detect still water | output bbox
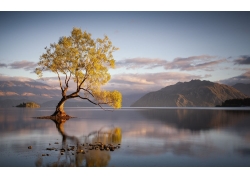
[0,107,250,167]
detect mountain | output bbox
[232,83,250,96]
[0,80,132,107]
[40,99,95,107]
[0,80,61,103]
[131,80,249,107]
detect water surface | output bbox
[0,107,250,167]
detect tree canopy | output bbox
[35,27,122,113]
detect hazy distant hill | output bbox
[0,80,144,107]
[0,80,60,101]
[232,83,250,96]
[131,80,249,107]
[40,99,95,107]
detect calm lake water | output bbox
[0,107,250,167]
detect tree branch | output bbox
[80,88,94,97]
[66,71,71,87]
[78,69,88,90]
[56,70,63,92]
[77,95,113,111]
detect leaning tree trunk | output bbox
[51,97,68,118]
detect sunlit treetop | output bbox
[35,27,122,110]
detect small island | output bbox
[16,102,40,108]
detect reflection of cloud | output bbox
[8,60,37,71]
[164,55,226,71]
[217,70,250,85]
[234,55,250,65]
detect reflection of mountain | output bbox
[139,109,250,131]
[131,80,249,107]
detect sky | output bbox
[0,10,250,95]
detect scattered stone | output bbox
[54,142,59,144]
[61,152,64,155]
[46,154,49,156]
[72,153,74,155]
[49,143,51,145]
[28,146,32,149]
[42,154,46,156]
[60,148,65,152]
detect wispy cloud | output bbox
[0,63,7,68]
[234,55,250,65]
[8,60,37,71]
[105,72,204,94]
[116,57,166,69]
[116,55,226,72]
[0,74,35,82]
[217,69,250,85]
[164,55,226,71]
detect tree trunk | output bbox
[51,97,68,118]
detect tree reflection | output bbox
[36,117,122,167]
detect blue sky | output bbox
[0,11,250,94]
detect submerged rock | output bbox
[28,146,32,149]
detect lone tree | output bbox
[35,27,122,118]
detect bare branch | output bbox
[56,70,63,92]
[66,71,71,87]
[80,88,94,97]
[65,73,68,87]
[77,95,113,111]
[78,69,88,90]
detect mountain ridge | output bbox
[131,79,249,107]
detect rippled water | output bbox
[0,107,250,167]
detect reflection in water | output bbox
[1,107,250,167]
[36,117,122,167]
[140,109,250,131]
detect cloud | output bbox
[0,63,7,68]
[104,72,204,94]
[0,74,35,82]
[8,60,37,71]
[164,55,226,71]
[116,57,167,69]
[234,55,250,65]
[116,55,226,72]
[217,70,250,85]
